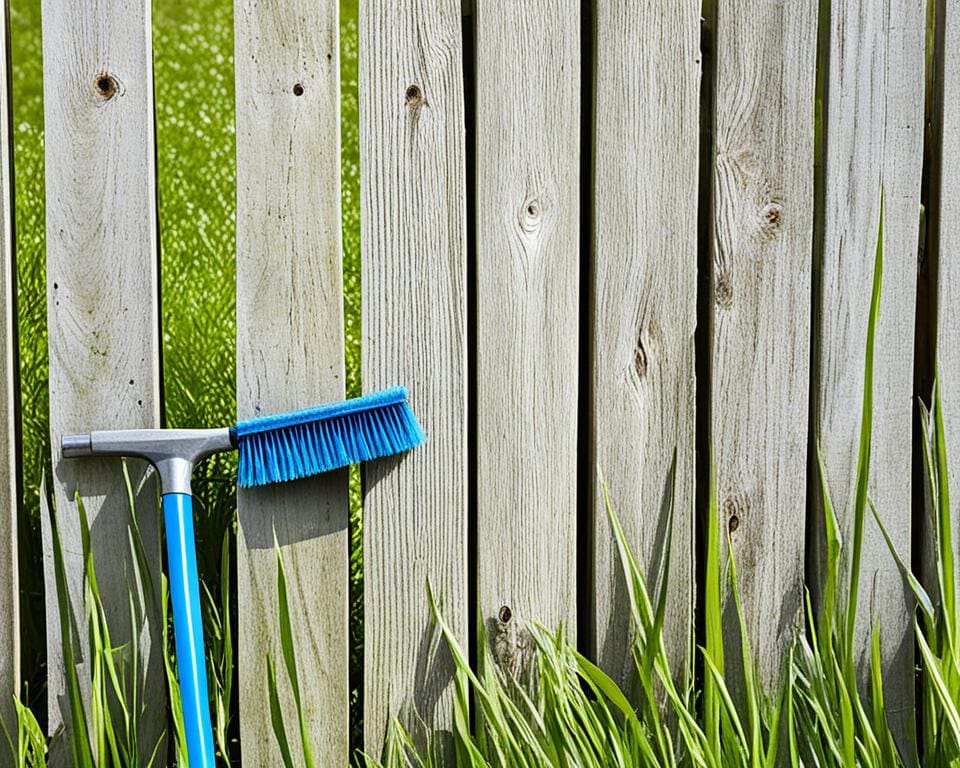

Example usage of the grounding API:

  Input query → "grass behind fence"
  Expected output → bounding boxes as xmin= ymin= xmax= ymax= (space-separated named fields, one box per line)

xmin=8 ymin=0 xmax=365 ymax=742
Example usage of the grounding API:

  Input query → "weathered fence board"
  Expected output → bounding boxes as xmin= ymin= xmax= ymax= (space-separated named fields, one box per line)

xmin=812 ymin=0 xmax=925 ymax=744
xmin=590 ymin=0 xmax=700 ymax=685
xmin=359 ymin=0 xmax=468 ymax=752
xmin=233 ymin=0 xmax=349 ymax=762
xmin=935 ymin=0 xmax=960 ymax=603
xmin=475 ymin=0 xmax=580 ymax=651
xmin=40 ymin=0 xmax=165 ymax=757
xmin=0 ymin=0 xmax=16 ymax=745
xmin=711 ymin=0 xmax=817 ymax=690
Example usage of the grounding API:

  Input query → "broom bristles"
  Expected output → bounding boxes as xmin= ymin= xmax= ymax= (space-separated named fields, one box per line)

xmin=234 ymin=387 xmax=426 ymax=487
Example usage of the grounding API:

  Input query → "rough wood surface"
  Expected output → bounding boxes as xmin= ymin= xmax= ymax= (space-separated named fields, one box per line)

xmin=812 ymin=0 xmax=924 ymax=746
xmin=475 ymin=0 xmax=580 ymax=655
xmin=233 ymin=0 xmax=349 ymax=763
xmin=591 ymin=0 xmax=700 ymax=686
xmin=935 ymin=0 xmax=960 ymax=629
xmin=711 ymin=0 xmax=817 ymax=692
xmin=40 ymin=0 xmax=165 ymax=757
xmin=0 ymin=0 xmax=16 ymax=746
xmin=359 ymin=0 xmax=467 ymax=756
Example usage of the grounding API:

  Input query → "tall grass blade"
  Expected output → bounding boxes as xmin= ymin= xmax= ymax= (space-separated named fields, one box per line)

xmin=816 ymin=444 xmax=842 ymax=644
xmin=47 ymin=482 xmax=95 ymax=768
xmin=704 ymin=459 xmax=724 ymax=758
xmin=271 ymin=535 xmax=316 ymax=768
xmin=845 ymin=190 xmax=883 ymax=669
xmin=267 ymin=652 xmax=296 ymax=768
xmin=161 ymin=574 xmax=189 ymax=765
xmin=917 ymin=626 xmax=960 ymax=749
xmin=869 ymin=499 xmax=934 ymax=620
xmin=933 ymin=376 xmax=959 ymax=641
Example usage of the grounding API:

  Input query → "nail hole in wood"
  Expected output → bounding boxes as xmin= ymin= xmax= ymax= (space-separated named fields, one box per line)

xmin=94 ymin=72 xmax=119 ymax=100
xmin=293 ymin=83 xmax=304 ymax=96
xmin=498 ymin=605 xmax=512 ymax=624
xmin=728 ymin=514 xmax=740 ymax=533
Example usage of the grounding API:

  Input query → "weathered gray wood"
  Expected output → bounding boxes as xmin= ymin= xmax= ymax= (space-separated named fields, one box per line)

xmin=935 ymin=0 xmax=960 ymax=628
xmin=0 ymin=0 xmax=17 ymax=747
xmin=359 ymin=0 xmax=467 ymax=755
xmin=233 ymin=0 xmax=349 ymax=763
xmin=812 ymin=0 xmax=924 ymax=745
xmin=711 ymin=0 xmax=817 ymax=692
xmin=40 ymin=0 xmax=165 ymax=757
xmin=591 ymin=0 xmax=700 ymax=686
xmin=475 ymin=0 xmax=580 ymax=657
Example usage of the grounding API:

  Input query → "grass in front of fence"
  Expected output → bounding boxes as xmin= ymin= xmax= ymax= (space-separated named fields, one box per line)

xmin=11 ymin=219 xmax=960 ymax=765
xmin=256 ymin=204 xmax=960 ymax=768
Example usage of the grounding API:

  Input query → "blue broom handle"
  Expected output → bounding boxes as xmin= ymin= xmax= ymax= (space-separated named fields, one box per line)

xmin=163 ymin=492 xmax=216 ymax=767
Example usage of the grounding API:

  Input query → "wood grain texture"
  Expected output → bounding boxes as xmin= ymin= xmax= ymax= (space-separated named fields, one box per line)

xmin=359 ymin=0 xmax=467 ymax=755
xmin=711 ymin=0 xmax=817 ymax=692
xmin=40 ymin=0 xmax=165 ymax=756
xmin=591 ymin=0 xmax=700 ymax=686
xmin=812 ymin=0 xmax=924 ymax=744
xmin=0 ymin=0 xmax=16 ymax=746
xmin=475 ymin=0 xmax=580 ymax=655
xmin=233 ymin=0 xmax=349 ymax=763
xmin=935 ymin=0 xmax=960 ymax=627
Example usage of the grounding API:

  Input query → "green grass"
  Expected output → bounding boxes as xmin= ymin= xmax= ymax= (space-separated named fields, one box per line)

xmin=10 ymin=196 xmax=960 ymax=768
xmin=9 ymin=0 xmax=960 ymax=766
xmin=261 ymin=200 xmax=960 ymax=768
xmin=9 ymin=0 xmax=364 ymax=748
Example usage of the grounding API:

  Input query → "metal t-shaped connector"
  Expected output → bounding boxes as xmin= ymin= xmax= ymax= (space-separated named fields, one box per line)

xmin=61 ymin=428 xmax=235 ymax=495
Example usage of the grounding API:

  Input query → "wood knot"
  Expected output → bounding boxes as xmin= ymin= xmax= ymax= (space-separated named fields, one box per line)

xmin=647 ymin=318 xmax=662 ymax=341
xmin=292 ymin=83 xmax=304 ymax=96
xmin=404 ymin=84 xmax=423 ymax=108
xmin=520 ymin=197 xmax=542 ymax=234
xmin=715 ymin=273 xmax=733 ymax=309
xmin=633 ymin=335 xmax=647 ymax=379
xmin=93 ymin=71 xmax=121 ymax=100
xmin=491 ymin=606 xmax=533 ymax=683
xmin=759 ymin=200 xmax=783 ymax=240
xmin=722 ymin=494 xmax=746 ymax=534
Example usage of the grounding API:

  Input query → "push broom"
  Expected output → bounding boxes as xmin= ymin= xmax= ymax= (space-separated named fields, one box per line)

xmin=61 ymin=385 xmax=426 ymax=767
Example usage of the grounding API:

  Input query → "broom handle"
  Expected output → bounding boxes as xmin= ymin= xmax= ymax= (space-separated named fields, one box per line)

xmin=163 ymin=492 xmax=216 ymax=767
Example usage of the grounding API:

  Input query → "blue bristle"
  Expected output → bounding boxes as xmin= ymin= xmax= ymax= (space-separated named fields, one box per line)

xmin=234 ymin=386 xmax=427 ymax=487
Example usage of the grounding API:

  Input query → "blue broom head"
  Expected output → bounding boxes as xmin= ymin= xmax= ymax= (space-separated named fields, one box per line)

xmin=233 ymin=386 xmax=426 ymax=487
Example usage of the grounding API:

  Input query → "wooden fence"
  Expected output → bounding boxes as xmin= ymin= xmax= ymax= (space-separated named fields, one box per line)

xmin=0 ymin=0 xmax=955 ymax=764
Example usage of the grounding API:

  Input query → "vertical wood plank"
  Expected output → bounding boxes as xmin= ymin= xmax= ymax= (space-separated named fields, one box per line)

xmin=233 ymin=0 xmax=349 ymax=763
xmin=591 ymin=0 xmax=700 ymax=685
xmin=0 ymin=0 xmax=16 ymax=743
xmin=40 ymin=0 xmax=165 ymax=756
xmin=711 ymin=0 xmax=817 ymax=691
xmin=475 ymin=0 xmax=580 ymax=655
xmin=935 ymin=0 xmax=960 ymax=616
xmin=359 ymin=0 xmax=467 ymax=754
xmin=812 ymin=0 xmax=924 ymax=744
